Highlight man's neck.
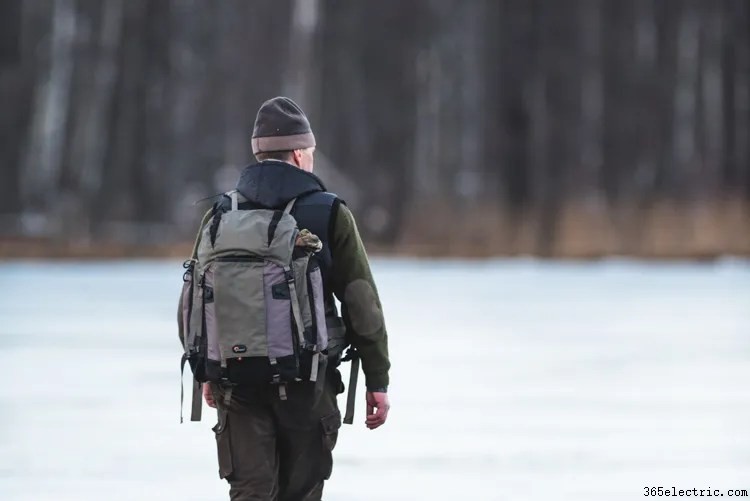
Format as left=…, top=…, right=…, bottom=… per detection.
left=261, top=158, right=295, bottom=166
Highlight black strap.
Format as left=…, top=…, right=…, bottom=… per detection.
left=191, top=380, right=203, bottom=422
left=342, top=349, right=360, bottom=425
left=180, top=355, right=203, bottom=422
left=180, top=354, right=187, bottom=424
left=267, top=210, right=283, bottom=246
left=209, top=204, right=222, bottom=247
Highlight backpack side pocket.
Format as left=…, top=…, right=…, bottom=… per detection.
left=292, top=255, right=313, bottom=346
left=179, top=263, right=194, bottom=349
left=187, top=268, right=203, bottom=356
left=263, top=262, right=296, bottom=360
left=308, top=264, right=328, bottom=351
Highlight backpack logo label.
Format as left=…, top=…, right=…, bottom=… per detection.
left=232, top=345, right=247, bottom=354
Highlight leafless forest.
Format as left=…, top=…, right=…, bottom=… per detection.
left=1, top=0, right=748, bottom=258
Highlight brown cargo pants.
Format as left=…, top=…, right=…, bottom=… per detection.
left=210, top=369, right=343, bottom=501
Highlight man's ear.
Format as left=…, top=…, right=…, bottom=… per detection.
left=291, top=149, right=303, bottom=167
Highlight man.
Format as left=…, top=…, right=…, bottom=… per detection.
left=202, top=97, right=390, bottom=500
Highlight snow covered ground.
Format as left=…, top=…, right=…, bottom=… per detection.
left=0, top=258, right=748, bottom=501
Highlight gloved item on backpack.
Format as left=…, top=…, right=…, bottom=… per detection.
left=295, top=229, right=323, bottom=253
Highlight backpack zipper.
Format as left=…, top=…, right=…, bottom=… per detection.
left=214, top=256, right=264, bottom=263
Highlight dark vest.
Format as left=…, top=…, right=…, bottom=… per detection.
left=290, top=191, right=340, bottom=300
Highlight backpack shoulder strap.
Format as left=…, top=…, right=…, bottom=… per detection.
left=283, top=197, right=297, bottom=215
left=228, top=189, right=249, bottom=211
left=188, top=207, right=215, bottom=261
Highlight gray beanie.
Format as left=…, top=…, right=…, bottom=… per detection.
left=251, top=97, right=316, bottom=154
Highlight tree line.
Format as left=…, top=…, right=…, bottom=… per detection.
left=1, top=0, right=748, bottom=257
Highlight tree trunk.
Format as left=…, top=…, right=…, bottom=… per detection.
left=21, top=0, right=77, bottom=235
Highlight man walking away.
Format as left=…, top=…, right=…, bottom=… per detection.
left=179, top=97, right=391, bottom=501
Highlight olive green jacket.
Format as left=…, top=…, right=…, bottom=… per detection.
left=328, top=203, right=390, bottom=390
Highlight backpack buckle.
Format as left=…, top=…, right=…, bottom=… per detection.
left=341, top=347, right=359, bottom=362
left=182, top=260, right=195, bottom=281
left=301, top=341, right=318, bottom=352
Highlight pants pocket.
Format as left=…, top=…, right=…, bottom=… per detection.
left=320, top=410, right=341, bottom=480
left=213, top=409, right=234, bottom=479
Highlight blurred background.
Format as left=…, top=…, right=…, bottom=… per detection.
left=0, top=1, right=749, bottom=501
left=1, top=0, right=749, bottom=257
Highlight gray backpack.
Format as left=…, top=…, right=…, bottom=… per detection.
left=180, top=192, right=328, bottom=413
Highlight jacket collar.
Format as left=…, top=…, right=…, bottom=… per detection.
left=235, top=160, right=326, bottom=209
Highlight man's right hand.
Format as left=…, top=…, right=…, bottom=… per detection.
left=203, top=382, right=216, bottom=408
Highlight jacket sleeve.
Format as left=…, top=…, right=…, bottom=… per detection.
left=329, top=202, right=390, bottom=391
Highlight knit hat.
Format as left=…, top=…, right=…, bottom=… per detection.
left=251, top=97, right=316, bottom=154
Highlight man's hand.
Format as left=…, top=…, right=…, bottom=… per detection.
left=203, top=382, right=216, bottom=408
left=365, top=391, right=389, bottom=430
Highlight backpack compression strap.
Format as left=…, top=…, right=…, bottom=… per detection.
left=342, top=348, right=360, bottom=425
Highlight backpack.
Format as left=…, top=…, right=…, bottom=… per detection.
left=179, top=192, right=330, bottom=416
